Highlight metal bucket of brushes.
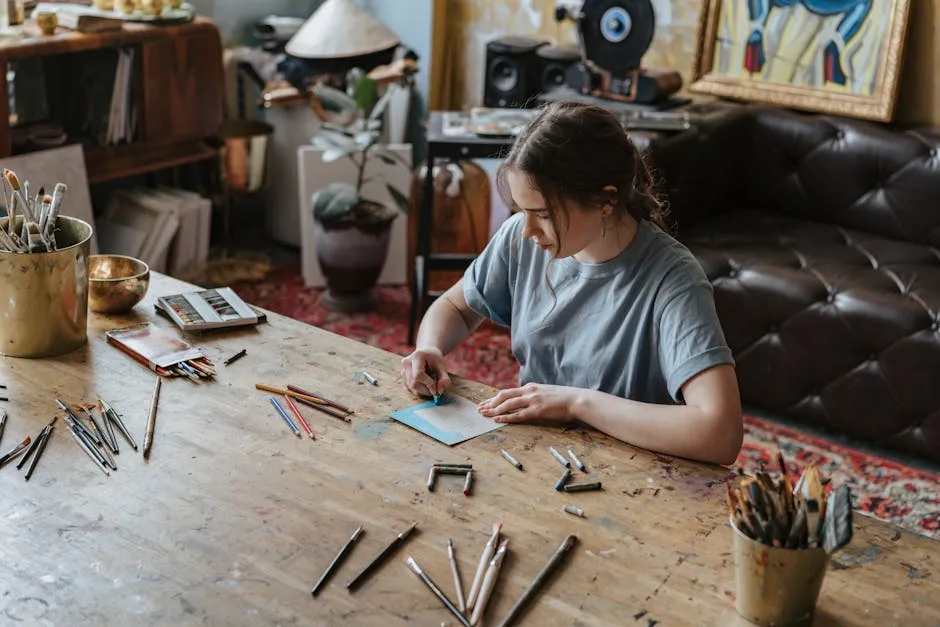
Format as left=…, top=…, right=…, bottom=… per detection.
left=0, top=177, right=93, bottom=357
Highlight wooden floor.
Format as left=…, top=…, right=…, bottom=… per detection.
left=0, top=273, right=936, bottom=626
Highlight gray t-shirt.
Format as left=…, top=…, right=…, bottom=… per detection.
left=463, top=212, right=734, bottom=405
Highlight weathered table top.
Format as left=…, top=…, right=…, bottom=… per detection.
left=0, top=273, right=936, bottom=626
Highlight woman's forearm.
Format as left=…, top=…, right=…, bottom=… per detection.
left=569, top=390, right=743, bottom=466
left=416, top=292, right=481, bottom=356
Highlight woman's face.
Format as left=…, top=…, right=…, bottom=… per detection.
left=507, top=168, right=603, bottom=258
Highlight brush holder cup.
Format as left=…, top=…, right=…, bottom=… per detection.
left=731, top=520, right=830, bottom=626
left=0, top=215, right=93, bottom=358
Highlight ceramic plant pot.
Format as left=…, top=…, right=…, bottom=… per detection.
left=313, top=199, right=397, bottom=313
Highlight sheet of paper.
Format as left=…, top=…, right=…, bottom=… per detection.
left=388, top=394, right=504, bottom=446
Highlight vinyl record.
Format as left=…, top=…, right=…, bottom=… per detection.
left=579, top=0, right=655, bottom=74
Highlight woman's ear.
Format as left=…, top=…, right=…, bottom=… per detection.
left=602, top=185, right=618, bottom=216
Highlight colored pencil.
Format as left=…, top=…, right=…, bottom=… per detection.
left=283, top=394, right=314, bottom=439
left=287, top=384, right=353, bottom=414
left=268, top=396, right=300, bottom=437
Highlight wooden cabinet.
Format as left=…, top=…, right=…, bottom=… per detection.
left=0, top=17, right=224, bottom=184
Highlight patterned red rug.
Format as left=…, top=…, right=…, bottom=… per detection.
left=232, top=265, right=940, bottom=539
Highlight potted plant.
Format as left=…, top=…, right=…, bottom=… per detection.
left=309, top=74, right=411, bottom=313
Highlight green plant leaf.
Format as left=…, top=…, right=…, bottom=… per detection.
left=369, top=88, right=394, bottom=121
left=316, top=128, right=359, bottom=151
left=321, top=123, right=355, bottom=137
left=385, top=183, right=411, bottom=214
left=322, top=147, right=353, bottom=163
left=355, top=131, right=377, bottom=150
left=372, top=146, right=411, bottom=169
left=353, top=76, right=379, bottom=113
left=312, top=83, right=359, bottom=114
left=313, top=182, right=359, bottom=223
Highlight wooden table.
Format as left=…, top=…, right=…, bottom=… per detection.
left=0, top=273, right=937, bottom=626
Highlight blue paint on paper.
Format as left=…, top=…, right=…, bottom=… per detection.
left=388, top=395, right=498, bottom=446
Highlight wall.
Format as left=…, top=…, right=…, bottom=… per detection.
left=448, top=0, right=940, bottom=126
left=189, top=0, right=320, bottom=46
left=895, top=0, right=939, bottom=126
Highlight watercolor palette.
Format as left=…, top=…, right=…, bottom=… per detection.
left=156, top=287, right=258, bottom=332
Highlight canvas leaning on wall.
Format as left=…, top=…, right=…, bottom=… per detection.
left=689, top=0, right=913, bottom=122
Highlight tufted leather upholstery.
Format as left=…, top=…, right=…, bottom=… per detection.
left=648, top=106, right=940, bottom=462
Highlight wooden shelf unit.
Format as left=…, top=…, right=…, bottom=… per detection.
left=0, top=17, right=225, bottom=183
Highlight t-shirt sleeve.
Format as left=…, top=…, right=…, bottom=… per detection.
left=657, top=276, right=735, bottom=402
left=462, top=213, right=521, bottom=327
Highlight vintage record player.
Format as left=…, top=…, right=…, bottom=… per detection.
left=554, top=0, right=683, bottom=106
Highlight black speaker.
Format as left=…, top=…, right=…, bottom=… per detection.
left=536, top=44, right=582, bottom=94
left=483, top=36, right=549, bottom=108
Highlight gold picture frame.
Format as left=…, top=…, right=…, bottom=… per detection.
left=689, top=0, right=913, bottom=122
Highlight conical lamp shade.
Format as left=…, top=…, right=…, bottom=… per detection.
left=286, top=0, right=400, bottom=60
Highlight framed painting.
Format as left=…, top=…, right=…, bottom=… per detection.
left=689, top=0, right=913, bottom=122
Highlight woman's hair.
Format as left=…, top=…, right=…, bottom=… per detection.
left=495, top=100, right=670, bottom=250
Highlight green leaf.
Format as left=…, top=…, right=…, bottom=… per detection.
left=322, top=148, right=352, bottom=163
left=321, top=123, right=355, bottom=137
left=313, top=127, right=359, bottom=152
left=355, top=131, right=377, bottom=150
left=353, top=76, right=379, bottom=113
left=372, top=146, right=411, bottom=169
left=312, top=84, right=359, bottom=114
left=313, top=182, right=359, bottom=223
left=369, top=88, right=394, bottom=121
left=385, top=183, right=410, bottom=214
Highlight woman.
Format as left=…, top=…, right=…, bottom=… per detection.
left=401, top=101, right=743, bottom=466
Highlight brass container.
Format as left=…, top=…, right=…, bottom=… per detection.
left=89, top=255, right=150, bottom=314
left=0, top=216, right=93, bottom=358
left=116, top=0, right=135, bottom=14
left=168, top=0, right=182, bottom=8
left=35, top=12, right=57, bottom=36
left=93, top=0, right=115, bottom=10
left=732, top=520, right=829, bottom=626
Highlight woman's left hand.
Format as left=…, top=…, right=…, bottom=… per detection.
left=478, top=383, right=579, bottom=423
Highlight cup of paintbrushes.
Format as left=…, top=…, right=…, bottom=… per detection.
left=730, top=515, right=829, bottom=626
left=0, top=214, right=93, bottom=358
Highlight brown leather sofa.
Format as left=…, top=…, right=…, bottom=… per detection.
left=647, top=106, right=940, bottom=463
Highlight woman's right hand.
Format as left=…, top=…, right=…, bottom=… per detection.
left=401, top=347, right=451, bottom=398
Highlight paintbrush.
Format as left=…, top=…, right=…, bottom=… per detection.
left=821, top=485, right=853, bottom=554
left=467, top=522, right=502, bottom=611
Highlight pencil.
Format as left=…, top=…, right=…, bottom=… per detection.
left=293, top=395, right=353, bottom=423
left=143, top=377, right=161, bottom=460
left=268, top=396, right=300, bottom=437
left=256, top=383, right=352, bottom=422
left=0, top=408, right=6, bottom=443
left=283, top=395, right=314, bottom=439
left=287, top=384, right=353, bottom=414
